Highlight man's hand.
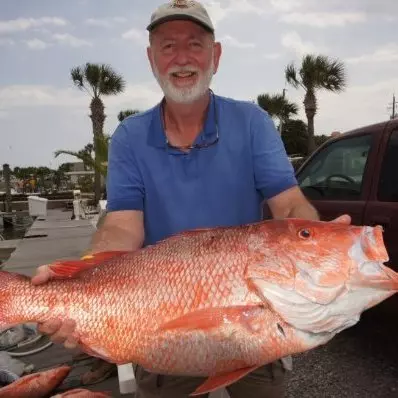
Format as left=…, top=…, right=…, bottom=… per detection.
left=31, top=265, right=79, bottom=350
left=331, top=215, right=351, bottom=225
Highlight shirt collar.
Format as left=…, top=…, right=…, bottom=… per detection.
left=147, top=90, right=217, bottom=148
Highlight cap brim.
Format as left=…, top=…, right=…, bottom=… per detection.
left=146, top=15, right=214, bottom=33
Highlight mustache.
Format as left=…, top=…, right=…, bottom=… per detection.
left=167, top=66, right=200, bottom=74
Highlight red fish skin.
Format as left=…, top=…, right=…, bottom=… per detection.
left=0, top=219, right=397, bottom=394
left=51, top=388, right=111, bottom=397
left=0, top=365, right=71, bottom=398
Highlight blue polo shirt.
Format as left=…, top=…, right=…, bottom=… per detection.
left=106, top=92, right=297, bottom=247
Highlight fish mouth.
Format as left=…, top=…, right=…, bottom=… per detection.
left=349, top=225, right=398, bottom=290
left=360, top=225, right=389, bottom=262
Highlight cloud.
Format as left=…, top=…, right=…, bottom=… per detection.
left=288, top=77, right=398, bottom=134
left=282, top=31, right=325, bottom=57
left=121, top=28, right=147, bottom=45
left=202, top=0, right=266, bottom=27
left=280, top=12, right=367, bottom=27
left=0, top=82, right=162, bottom=112
left=219, top=35, right=256, bottom=48
left=346, top=43, right=398, bottom=64
left=263, top=53, right=281, bottom=60
left=25, top=38, right=51, bottom=50
left=0, top=17, right=67, bottom=34
left=269, top=0, right=301, bottom=12
left=52, top=33, right=91, bottom=47
left=85, top=17, right=127, bottom=28
left=0, top=85, right=85, bottom=109
left=0, top=38, right=14, bottom=46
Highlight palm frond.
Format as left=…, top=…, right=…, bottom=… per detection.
left=285, top=63, right=301, bottom=89
left=71, top=65, right=93, bottom=97
left=70, top=67, right=84, bottom=88
left=99, top=64, right=126, bottom=96
left=79, top=63, right=126, bottom=98
left=118, top=109, right=141, bottom=122
left=300, top=54, right=346, bottom=92
left=54, top=149, right=83, bottom=159
left=84, top=63, right=101, bottom=97
left=257, top=93, right=298, bottom=121
left=282, top=101, right=299, bottom=120
left=323, top=59, right=346, bottom=92
left=300, top=54, right=321, bottom=90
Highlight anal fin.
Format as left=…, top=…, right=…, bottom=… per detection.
left=190, top=365, right=259, bottom=396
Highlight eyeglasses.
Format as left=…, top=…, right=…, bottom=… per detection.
left=163, top=90, right=219, bottom=151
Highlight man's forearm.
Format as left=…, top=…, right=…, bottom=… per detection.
left=287, top=202, right=320, bottom=221
left=84, top=224, right=143, bottom=256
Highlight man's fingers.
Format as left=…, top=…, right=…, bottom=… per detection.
left=38, top=318, right=62, bottom=335
left=48, top=319, right=77, bottom=344
left=31, top=265, right=51, bottom=285
left=64, top=334, right=80, bottom=350
left=332, top=215, right=351, bottom=225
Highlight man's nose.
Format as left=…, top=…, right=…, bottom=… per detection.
left=173, top=45, right=190, bottom=65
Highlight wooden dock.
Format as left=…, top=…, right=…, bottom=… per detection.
left=1, top=208, right=125, bottom=396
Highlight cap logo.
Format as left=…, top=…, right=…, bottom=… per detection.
left=170, top=0, right=195, bottom=8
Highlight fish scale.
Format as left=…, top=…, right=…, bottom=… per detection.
left=0, top=219, right=397, bottom=396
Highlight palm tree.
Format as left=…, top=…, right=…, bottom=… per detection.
left=257, top=93, right=299, bottom=132
left=54, top=134, right=111, bottom=178
left=70, top=63, right=125, bottom=203
left=118, top=109, right=141, bottom=122
left=285, top=54, right=346, bottom=154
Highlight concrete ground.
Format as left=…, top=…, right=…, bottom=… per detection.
left=2, top=209, right=124, bottom=396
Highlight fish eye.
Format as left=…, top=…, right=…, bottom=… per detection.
left=298, top=228, right=312, bottom=239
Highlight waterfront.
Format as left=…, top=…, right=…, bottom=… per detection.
left=0, top=214, right=33, bottom=240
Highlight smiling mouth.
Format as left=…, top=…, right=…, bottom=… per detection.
left=171, top=72, right=197, bottom=79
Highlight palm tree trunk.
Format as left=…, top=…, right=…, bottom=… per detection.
left=90, top=97, right=106, bottom=204
left=304, top=90, right=317, bottom=155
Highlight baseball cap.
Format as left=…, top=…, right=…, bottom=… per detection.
left=147, top=0, right=215, bottom=33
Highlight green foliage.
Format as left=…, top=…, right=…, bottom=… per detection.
left=71, top=63, right=126, bottom=99
left=285, top=53, right=347, bottom=154
left=285, top=54, right=346, bottom=93
left=54, top=134, right=110, bottom=177
left=257, top=93, right=298, bottom=123
left=281, top=119, right=308, bottom=155
left=118, top=109, right=141, bottom=122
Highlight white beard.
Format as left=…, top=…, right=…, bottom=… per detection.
left=152, top=59, right=215, bottom=104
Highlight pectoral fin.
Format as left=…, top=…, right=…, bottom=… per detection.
left=48, top=251, right=128, bottom=279
left=190, top=365, right=259, bottom=396
left=157, top=305, right=264, bottom=333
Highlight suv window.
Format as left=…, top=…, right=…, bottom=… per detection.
left=297, top=134, right=372, bottom=201
left=378, top=129, right=398, bottom=202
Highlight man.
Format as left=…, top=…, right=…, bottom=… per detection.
left=33, top=0, right=350, bottom=396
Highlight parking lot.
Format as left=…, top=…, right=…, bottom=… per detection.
left=286, top=295, right=398, bottom=398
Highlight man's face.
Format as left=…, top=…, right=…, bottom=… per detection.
left=147, top=20, right=221, bottom=104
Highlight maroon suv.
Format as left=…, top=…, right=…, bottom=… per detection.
left=266, top=118, right=398, bottom=270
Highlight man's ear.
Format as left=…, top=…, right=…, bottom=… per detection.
left=147, top=46, right=156, bottom=73
left=212, top=42, right=222, bottom=75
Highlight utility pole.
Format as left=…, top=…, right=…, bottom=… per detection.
left=279, top=88, right=286, bottom=135
left=3, top=163, right=12, bottom=213
left=388, top=94, right=397, bottom=119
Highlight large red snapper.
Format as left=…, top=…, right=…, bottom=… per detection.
left=0, top=219, right=396, bottom=396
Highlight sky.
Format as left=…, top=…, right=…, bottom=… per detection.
left=0, top=0, right=397, bottom=169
